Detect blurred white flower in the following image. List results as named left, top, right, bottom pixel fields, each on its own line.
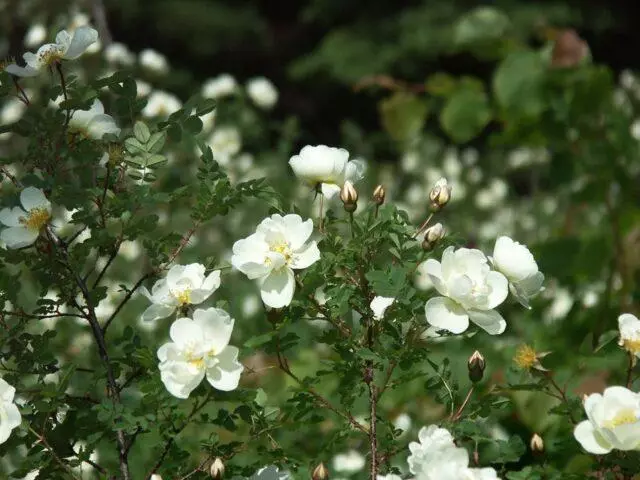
left=209, top=127, right=242, bottom=166
left=414, top=261, right=434, bottom=291
left=393, top=412, right=412, bottom=433
left=232, top=214, right=320, bottom=308
left=0, top=377, right=22, bottom=444
left=5, top=26, right=98, bottom=77
left=0, top=187, right=52, bottom=249
left=0, top=98, right=27, bottom=135
left=491, top=236, right=544, bottom=308
left=141, top=91, right=182, bottom=118
left=158, top=308, right=243, bottom=398
left=467, top=166, right=483, bottom=184
left=203, top=74, right=238, bottom=99
left=140, top=264, right=221, bottom=322
left=424, top=246, right=508, bottom=335
left=136, top=79, right=152, bottom=97
left=443, top=149, right=462, bottom=178
left=139, top=48, right=169, bottom=74
left=201, top=109, right=217, bottom=131
left=631, top=120, right=640, bottom=141
left=371, top=296, right=395, bottom=320
left=246, top=77, right=278, bottom=109
left=464, top=468, right=501, bottom=480
left=332, top=450, right=365, bottom=473
left=24, top=24, right=47, bottom=47
left=408, top=425, right=468, bottom=479
left=242, top=294, right=261, bottom=318
left=150, top=475, right=162, bottom=480
left=401, top=150, right=420, bottom=173
left=377, top=475, right=401, bottom=480
left=574, top=386, right=640, bottom=454
left=249, top=466, right=290, bottom=480
left=68, top=99, right=120, bottom=140
left=618, top=313, right=640, bottom=359
left=289, top=145, right=366, bottom=199
left=545, top=287, right=574, bottom=323
left=104, top=42, right=135, bottom=66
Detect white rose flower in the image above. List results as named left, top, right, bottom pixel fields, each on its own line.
left=157, top=308, right=243, bottom=398
left=209, top=127, right=242, bottom=166
left=139, top=48, right=169, bottom=74
left=5, top=26, right=98, bottom=77
left=491, top=236, right=544, bottom=308
left=288, top=145, right=366, bottom=199
left=332, top=450, right=366, bottom=473
left=140, top=264, right=221, bottom=322
left=377, top=476, right=402, bottom=480
left=0, top=377, right=22, bottom=444
left=246, top=77, right=278, bottom=109
left=574, top=386, right=640, bottom=454
left=619, top=313, right=640, bottom=359
left=203, top=74, right=238, bottom=99
left=231, top=214, right=320, bottom=308
left=370, top=296, right=395, bottom=320
left=0, top=187, right=52, bottom=248
left=463, top=468, right=501, bottom=480
left=424, top=246, right=508, bottom=335
left=141, top=91, right=182, bottom=118
left=68, top=99, right=120, bottom=139
left=104, top=42, right=135, bottom=66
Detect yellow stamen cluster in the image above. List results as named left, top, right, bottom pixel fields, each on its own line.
left=514, top=344, right=538, bottom=370
left=37, top=46, right=65, bottom=67
left=19, top=207, right=50, bottom=231
left=174, top=289, right=192, bottom=306
left=622, top=338, right=640, bottom=356
left=602, top=408, right=638, bottom=429
left=272, top=243, right=292, bottom=263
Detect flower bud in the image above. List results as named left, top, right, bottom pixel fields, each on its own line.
left=210, top=457, right=225, bottom=479
left=340, top=181, right=358, bottom=212
left=530, top=433, right=544, bottom=454
left=467, top=350, right=485, bottom=383
left=429, top=178, right=452, bottom=211
left=421, top=223, right=444, bottom=251
left=373, top=185, right=386, bottom=205
left=312, top=462, right=329, bottom=480
left=150, top=475, right=163, bottom=480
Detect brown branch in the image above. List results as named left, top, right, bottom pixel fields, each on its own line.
left=102, top=273, right=150, bottom=334
left=451, top=386, right=475, bottom=422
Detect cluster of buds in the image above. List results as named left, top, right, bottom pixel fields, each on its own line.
left=421, top=223, right=445, bottom=251
left=340, top=181, right=358, bottom=212
left=429, top=178, right=452, bottom=212
left=467, top=350, right=486, bottom=383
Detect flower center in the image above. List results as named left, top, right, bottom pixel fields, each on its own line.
left=514, top=345, right=538, bottom=370
left=622, top=339, right=640, bottom=355
left=20, top=207, right=50, bottom=231
left=603, top=408, right=639, bottom=429
left=174, top=289, right=192, bottom=306
left=271, top=243, right=291, bottom=263
left=38, top=45, right=65, bottom=67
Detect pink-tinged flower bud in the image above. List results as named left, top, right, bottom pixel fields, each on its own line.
left=210, top=457, right=225, bottom=479
left=429, top=178, right=452, bottom=211
left=467, top=350, right=485, bottom=383
left=340, top=181, right=358, bottom=212
left=421, top=223, right=445, bottom=251
left=373, top=184, right=386, bottom=205
left=530, top=433, right=544, bottom=454
left=312, top=462, right=329, bottom=480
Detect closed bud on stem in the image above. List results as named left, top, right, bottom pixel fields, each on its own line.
left=530, top=433, right=544, bottom=454
left=429, top=177, right=452, bottom=211
left=312, top=462, right=329, bottom=480
left=210, top=457, right=225, bottom=479
left=467, top=350, right=486, bottom=383
left=421, top=223, right=445, bottom=251
left=150, top=475, right=163, bottom=480
left=373, top=184, right=386, bottom=205
left=340, top=181, right=358, bottom=212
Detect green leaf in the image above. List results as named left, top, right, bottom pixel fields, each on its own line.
left=454, top=6, right=510, bottom=46
left=493, top=51, right=546, bottom=118
left=184, top=116, right=203, bottom=135
left=440, top=87, right=491, bottom=143
left=133, top=121, right=151, bottom=143
left=124, top=138, right=146, bottom=155
left=146, top=132, right=166, bottom=153
left=379, top=91, right=428, bottom=143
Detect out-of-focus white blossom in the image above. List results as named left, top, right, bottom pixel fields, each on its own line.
left=332, top=450, right=366, bottom=473
left=246, top=77, right=278, bottom=109
left=203, top=74, right=238, bottom=99
left=68, top=99, right=120, bottom=139
left=104, top=42, right=135, bottom=66
left=141, top=91, right=182, bottom=118
left=618, top=313, right=640, bottom=359
left=574, top=386, right=640, bottom=454
left=139, top=48, right=169, bottom=74
left=24, top=24, right=47, bottom=47
left=209, top=127, right=242, bottom=166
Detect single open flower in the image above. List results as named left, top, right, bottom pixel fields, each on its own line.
left=68, top=99, right=120, bottom=140
left=157, top=308, right=243, bottom=398
left=246, top=77, right=278, bottom=109
left=424, top=246, right=509, bottom=335
left=370, top=296, right=395, bottom=320
left=140, top=264, right=221, bottom=322
left=618, top=313, right=640, bottom=359
left=231, top=214, right=320, bottom=308
left=491, top=236, right=544, bottom=308
left=5, top=26, right=98, bottom=77
left=574, top=386, right=640, bottom=454
left=203, top=73, right=238, bottom=99
left=0, top=377, right=22, bottom=444
left=0, top=187, right=52, bottom=248
left=289, top=145, right=365, bottom=199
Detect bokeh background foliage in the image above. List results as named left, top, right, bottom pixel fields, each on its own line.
left=1, top=0, right=640, bottom=479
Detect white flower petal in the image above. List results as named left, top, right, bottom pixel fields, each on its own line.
left=193, top=308, right=234, bottom=354
left=574, top=420, right=612, bottom=454
left=20, top=187, right=50, bottom=211
left=290, top=241, right=320, bottom=269
left=370, top=296, right=395, bottom=320
left=169, top=317, right=203, bottom=347
left=63, top=26, right=99, bottom=59
left=485, top=271, right=508, bottom=309
left=206, top=346, right=243, bottom=391
left=321, top=183, right=341, bottom=199
left=0, top=207, right=26, bottom=227
left=259, top=268, right=295, bottom=308
left=1, top=226, right=39, bottom=248
left=4, top=63, right=39, bottom=77
left=423, top=258, right=448, bottom=296
left=424, top=296, right=469, bottom=334
left=467, top=309, right=506, bottom=335
left=141, top=303, right=175, bottom=323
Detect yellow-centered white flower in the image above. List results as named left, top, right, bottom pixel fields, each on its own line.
left=0, top=377, right=22, bottom=444
left=289, top=145, right=366, bottom=199
left=424, top=246, right=509, bottom=335
left=491, top=236, right=544, bottom=308
left=68, top=99, right=120, bottom=140
left=5, top=26, right=98, bottom=77
left=574, top=386, right=640, bottom=454
left=0, top=187, right=52, bottom=249
left=231, top=214, right=320, bottom=308
left=140, top=264, right=221, bottom=322
left=157, top=308, right=243, bottom=398
left=619, top=313, right=640, bottom=358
